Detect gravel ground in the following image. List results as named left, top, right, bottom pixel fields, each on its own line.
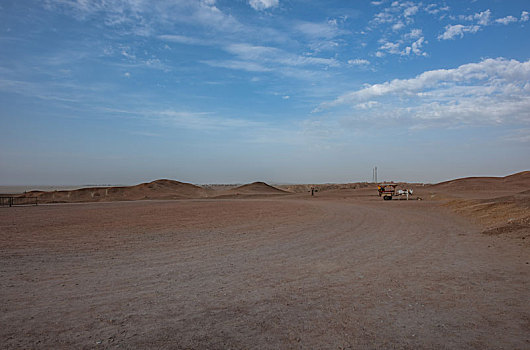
left=1, top=195, right=528, bottom=349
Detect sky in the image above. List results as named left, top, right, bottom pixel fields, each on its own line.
left=1, top=0, right=529, bottom=185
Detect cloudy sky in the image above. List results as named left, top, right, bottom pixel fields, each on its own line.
left=1, top=0, right=529, bottom=185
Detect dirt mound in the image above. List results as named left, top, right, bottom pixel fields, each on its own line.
left=431, top=171, right=530, bottom=192
left=210, top=182, right=289, bottom=198
left=431, top=171, right=530, bottom=239
left=132, top=179, right=208, bottom=198
left=443, top=191, right=530, bottom=240
left=503, top=170, right=530, bottom=184
left=232, top=182, right=288, bottom=194
left=18, top=179, right=208, bottom=203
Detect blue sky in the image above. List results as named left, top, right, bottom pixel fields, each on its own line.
left=1, top=0, right=529, bottom=185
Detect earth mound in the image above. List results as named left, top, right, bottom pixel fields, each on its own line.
left=18, top=179, right=208, bottom=203
left=232, top=182, right=288, bottom=194
left=210, top=182, right=289, bottom=198
left=433, top=171, right=530, bottom=240
left=431, top=171, right=530, bottom=193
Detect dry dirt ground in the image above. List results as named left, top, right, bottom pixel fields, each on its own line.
left=1, top=191, right=529, bottom=349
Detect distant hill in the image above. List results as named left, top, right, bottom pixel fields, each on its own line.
left=15, top=179, right=293, bottom=203
left=431, top=171, right=530, bottom=192
left=18, top=179, right=209, bottom=203
left=232, top=182, right=288, bottom=194
left=431, top=171, right=530, bottom=238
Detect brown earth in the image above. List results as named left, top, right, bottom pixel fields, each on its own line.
left=5, top=171, right=530, bottom=239
left=424, top=171, right=530, bottom=239
left=13, top=179, right=210, bottom=203
left=1, top=175, right=529, bottom=349
left=427, top=171, right=530, bottom=199
left=211, top=182, right=290, bottom=199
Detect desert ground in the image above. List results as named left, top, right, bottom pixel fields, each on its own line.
left=1, top=173, right=529, bottom=349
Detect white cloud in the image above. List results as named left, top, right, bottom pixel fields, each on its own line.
left=320, top=58, right=530, bottom=128
left=495, top=16, right=518, bottom=25
left=356, top=101, right=379, bottom=109
left=461, top=10, right=491, bottom=25
left=372, top=11, right=395, bottom=25
left=379, top=40, right=401, bottom=55
left=438, top=24, right=480, bottom=40
left=441, top=8, right=525, bottom=41
left=392, top=21, right=405, bottom=31
left=407, top=36, right=426, bottom=56
left=224, top=43, right=339, bottom=67
left=378, top=32, right=426, bottom=56
left=158, top=34, right=205, bottom=45
left=369, top=3, right=433, bottom=56
left=472, top=9, right=492, bottom=25
left=403, top=5, right=419, bottom=18
left=295, top=20, right=345, bottom=39
left=405, top=28, right=422, bottom=39
left=120, top=47, right=136, bottom=60
left=520, top=11, right=529, bottom=22
left=308, top=40, right=340, bottom=53
left=44, top=0, right=242, bottom=35
left=425, top=4, right=449, bottom=16
left=202, top=59, right=272, bottom=72
left=248, top=0, right=279, bottom=11
left=348, top=59, right=370, bottom=66
left=201, top=43, right=339, bottom=78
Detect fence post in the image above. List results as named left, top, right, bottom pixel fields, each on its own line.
left=9, top=197, right=12, bottom=207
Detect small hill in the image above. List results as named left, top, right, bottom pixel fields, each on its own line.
left=432, top=171, right=530, bottom=191
left=502, top=171, right=530, bottom=185
left=431, top=171, right=530, bottom=240
left=18, top=179, right=208, bottom=203
left=428, top=171, right=530, bottom=199
left=233, top=182, right=288, bottom=194
left=210, top=182, right=290, bottom=198
left=132, top=179, right=208, bottom=198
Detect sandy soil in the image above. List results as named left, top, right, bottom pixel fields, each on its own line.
left=1, top=193, right=528, bottom=349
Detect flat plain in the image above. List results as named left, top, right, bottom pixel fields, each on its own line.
left=1, top=175, right=529, bottom=349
